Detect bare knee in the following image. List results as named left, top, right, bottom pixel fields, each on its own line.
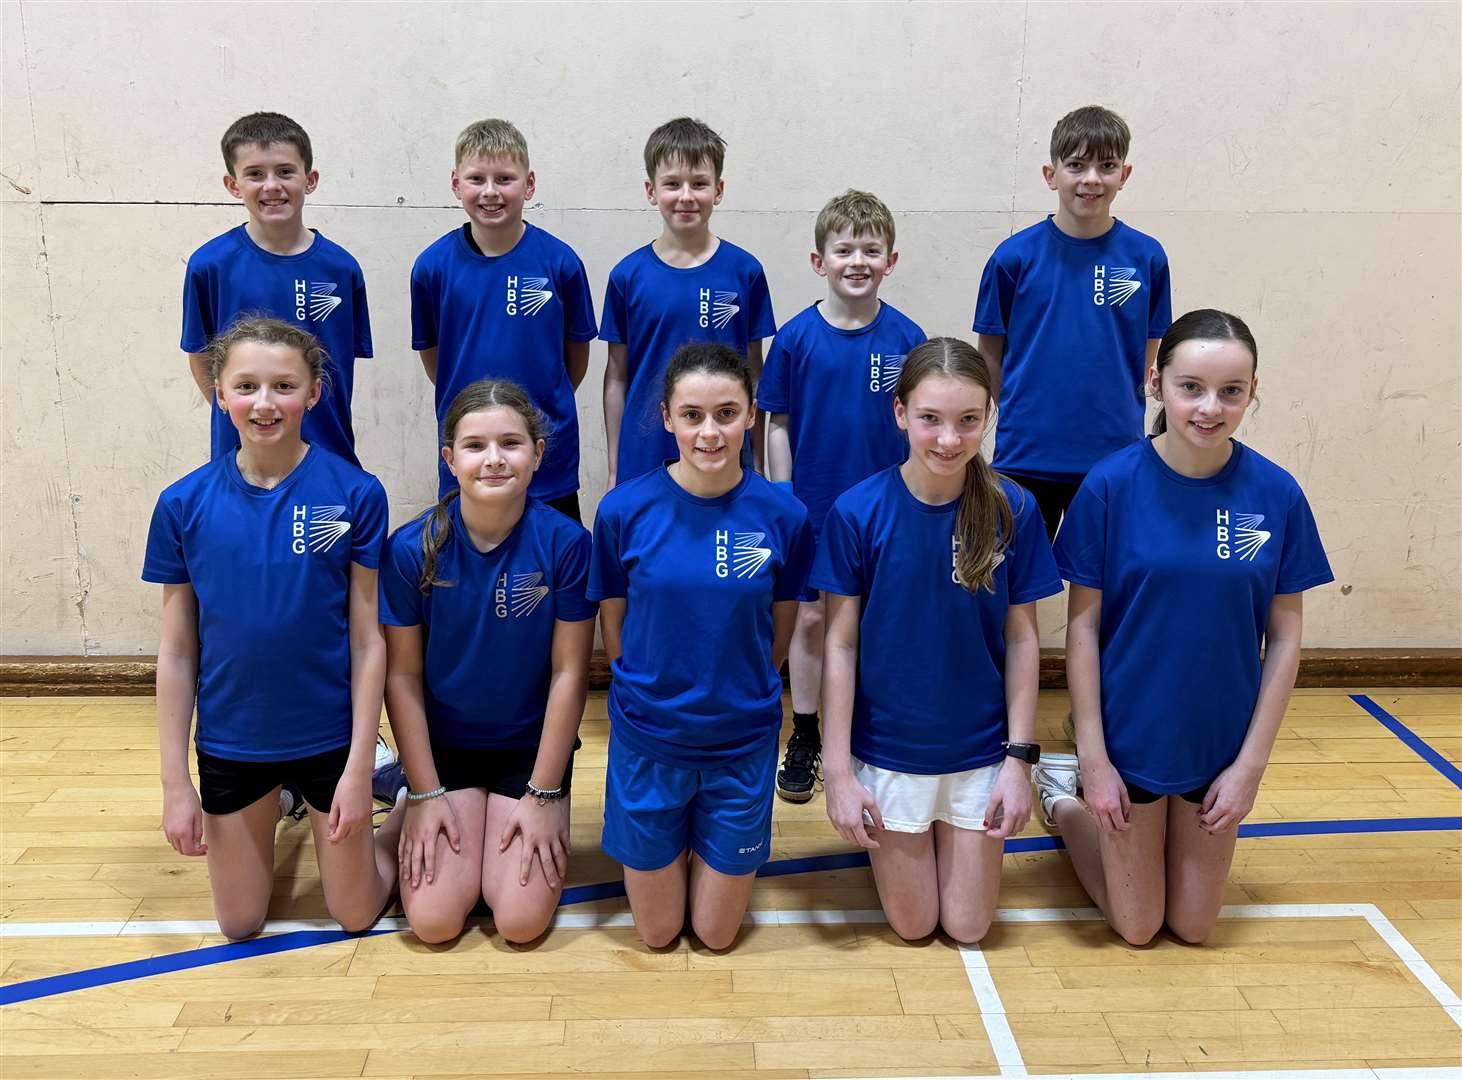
left=637, top=912, right=684, bottom=949
left=1165, top=910, right=1217, bottom=945
left=1111, top=911, right=1163, bottom=947
left=690, top=910, right=740, bottom=951
left=884, top=900, right=939, bottom=942
left=404, top=903, right=469, bottom=945
left=493, top=904, right=554, bottom=945
left=941, top=910, right=993, bottom=945
left=216, top=908, right=268, bottom=942
left=328, top=897, right=384, bottom=935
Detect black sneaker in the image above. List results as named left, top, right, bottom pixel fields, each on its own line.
left=776, top=728, right=823, bottom=804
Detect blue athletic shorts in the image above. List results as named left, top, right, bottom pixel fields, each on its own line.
left=602, top=736, right=777, bottom=877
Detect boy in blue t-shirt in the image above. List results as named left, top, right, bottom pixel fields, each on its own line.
left=973, top=105, right=1172, bottom=540
left=600, top=117, right=776, bottom=487
left=758, top=190, right=925, bottom=805
left=181, top=112, right=373, bottom=465
left=411, top=119, right=598, bottom=520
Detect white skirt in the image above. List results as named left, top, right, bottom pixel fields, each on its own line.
left=853, top=757, right=1004, bottom=834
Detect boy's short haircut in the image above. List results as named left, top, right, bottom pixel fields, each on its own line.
left=455, top=119, right=530, bottom=170
left=1049, top=106, right=1131, bottom=164
left=643, top=117, right=726, bottom=180
left=221, top=112, right=313, bottom=175
left=814, top=190, right=896, bottom=252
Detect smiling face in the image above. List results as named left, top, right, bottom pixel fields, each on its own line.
left=813, top=226, right=897, bottom=305
left=1043, top=142, right=1131, bottom=232
left=223, top=142, right=317, bottom=228
left=215, top=341, right=320, bottom=449
left=645, top=155, right=723, bottom=237
left=661, top=371, right=754, bottom=481
left=895, top=373, right=991, bottom=483
left=1151, top=338, right=1258, bottom=450
left=452, top=152, right=535, bottom=234
left=442, top=405, right=543, bottom=504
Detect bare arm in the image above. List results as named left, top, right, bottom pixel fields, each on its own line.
left=985, top=599, right=1040, bottom=839
left=418, top=347, right=439, bottom=385
left=564, top=340, right=591, bottom=392
left=187, top=352, right=214, bottom=404
left=766, top=412, right=793, bottom=483
left=821, top=592, right=882, bottom=847
left=157, top=583, right=205, bottom=856
left=332, top=563, right=388, bottom=842
left=530, top=619, right=596, bottom=791
left=747, top=339, right=766, bottom=475
left=383, top=624, right=441, bottom=794
left=770, top=597, right=797, bottom=673
left=602, top=344, right=629, bottom=488
left=598, top=597, right=625, bottom=663
left=976, top=334, right=1005, bottom=403
left=1066, top=583, right=1127, bottom=831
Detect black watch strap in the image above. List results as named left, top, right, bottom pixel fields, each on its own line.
left=1002, top=741, right=1041, bottom=764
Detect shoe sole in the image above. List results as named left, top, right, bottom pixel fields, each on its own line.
left=775, top=783, right=817, bottom=804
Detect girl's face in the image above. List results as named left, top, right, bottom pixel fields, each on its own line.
left=442, top=406, right=543, bottom=503
left=215, top=342, right=320, bottom=448
left=895, top=373, right=990, bottom=480
left=1150, top=338, right=1257, bottom=451
left=661, top=372, right=754, bottom=479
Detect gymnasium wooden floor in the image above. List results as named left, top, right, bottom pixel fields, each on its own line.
left=2, top=689, right=1459, bottom=1080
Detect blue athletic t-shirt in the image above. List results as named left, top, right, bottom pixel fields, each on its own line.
left=378, top=498, right=596, bottom=749
left=141, top=447, right=388, bottom=761
left=181, top=226, right=373, bottom=465
left=757, top=302, right=926, bottom=536
left=411, top=223, right=598, bottom=501
left=599, top=241, right=776, bottom=483
left=587, top=466, right=813, bottom=766
left=1053, top=439, right=1333, bottom=793
left=973, top=217, right=1171, bottom=482
left=812, top=467, right=1063, bottom=774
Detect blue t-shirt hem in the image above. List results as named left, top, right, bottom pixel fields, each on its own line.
left=141, top=570, right=191, bottom=585
left=854, top=744, right=1007, bottom=776
left=1116, top=765, right=1221, bottom=795
left=1276, top=571, right=1336, bottom=594
left=195, top=733, right=352, bottom=763
left=610, top=710, right=779, bottom=769
left=1009, top=579, right=1065, bottom=605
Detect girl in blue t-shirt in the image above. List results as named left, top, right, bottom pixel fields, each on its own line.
left=589, top=343, right=814, bottom=950
left=377, top=380, right=596, bottom=945
left=1034, top=309, right=1333, bottom=946
left=815, top=337, right=1062, bottom=943
left=144, top=317, right=401, bottom=940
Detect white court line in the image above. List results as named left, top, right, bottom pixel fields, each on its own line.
left=958, top=939, right=1027, bottom=1077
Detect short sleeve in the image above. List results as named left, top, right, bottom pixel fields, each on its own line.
left=351, top=478, right=388, bottom=569
left=378, top=528, right=425, bottom=627
left=1275, top=487, right=1334, bottom=594
left=599, top=267, right=627, bottom=345
left=972, top=248, right=1016, bottom=335
left=409, top=255, right=438, bottom=351
left=745, top=263, right=777, bottom=341
left=141, top=494, right=190, bottom=584
left=773, top=508, right=815, bottom=602
left=1147, top=246, right=1173, bottom=339
left=756, top=330, right=792, bottom=413
left=587, top=503, right=627, bottom=600
left=560, top=254, right=599, bottom=342
left=554, top=526, right=598, bottom=621
left=352, top=264, right=374, bottom=359
left=1005, top=487, right=1065, bottom=604
left=809, top=503, right=865, bottom=598
left=1052, top=476, right=1107, bottom=588
left=180, top=255, right=213, bottom=353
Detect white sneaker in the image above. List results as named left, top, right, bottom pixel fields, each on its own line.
left=374, top=733, right=396, bottom=771
left=1032, top=752, right=1081, bottom=827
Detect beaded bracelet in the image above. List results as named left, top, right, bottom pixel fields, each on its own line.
left=525, top=781, right=565, bottom=805
left=406, top=785, right=447, bottom=802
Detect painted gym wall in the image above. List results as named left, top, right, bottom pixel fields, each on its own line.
left=2, top=0, right=1458, bottom=655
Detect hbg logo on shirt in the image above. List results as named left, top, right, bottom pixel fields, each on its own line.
left=1091, top=266, right=1141, bottom=308
left=714, top=530, right=772, bottom=579
left=495, top=571, right=550, bottom=618
left=950, top=534, right=1002, bottom=584
left=294, top=280, right=342, bottom=323
left=698, top=288, right=739, bottom=330
left=869, top=352, right=905, bottom=393
left=290, top=505, right=350, bottom=555
left=505, top=275, right=553, bottom=317
left=1215, top=509, right=1271, bottom=561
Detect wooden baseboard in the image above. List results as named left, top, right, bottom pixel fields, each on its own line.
left=1, top=649, right=1457, bottom=697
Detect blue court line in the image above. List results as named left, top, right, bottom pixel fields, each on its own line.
left=1351, top=693, right=1462, bottom=791
left=3, top=814, right=1458, bottom=1007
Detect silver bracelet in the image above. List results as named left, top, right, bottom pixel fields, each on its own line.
left=406, top=785, right=447, bottom=802
left=525, top=781, right=564, bottom=805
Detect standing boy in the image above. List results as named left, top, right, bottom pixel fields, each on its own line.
left=600, top=117, right=776, bottom=487
left=974, top=106, right=1172, bottom=539
left=758, top=190, right=925, bottom=803
left=182, top=112, right=373, bottom=465
left=411, top=119, right=598, bottom=518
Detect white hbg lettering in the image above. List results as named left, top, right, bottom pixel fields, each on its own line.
left=698, top=288, right=710, bottom=329
left=869, top=352, right=882, bottom=392
left=294, top=279, right=307, bottom=322
left=495, top=571, right=508, bottom=617
left=1215, top=508, right=1230, bottom=559
left=505, top=274, right=518, bottom=316
left=714, top=529, right=729, bottom=578
left=291, top=504, right=307, bottom=553
left=951, top=534, right=961, bottom=584
left=1092, top=265, right=1106, bottom=306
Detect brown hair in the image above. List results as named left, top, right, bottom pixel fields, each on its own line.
left=814, top=189, right=895, bottom=252
left=207, top=315, right=328, bottom=388
left=419, top=380, right=548, bottom=593
left=895, top=338, right=1013, bottom=594
left=1150, top=309, right=1260, bottom=435
left=1049, top=105, right=1130, bottom=164
left=454, top=118, right=530, bottom=170
left=221, top=112, right=313, bottom=175
left=661, top=341, right=754, bottom=409
left=644, top=117, right=726, bottom=180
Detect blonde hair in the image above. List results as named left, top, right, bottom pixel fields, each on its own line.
left=455, top=119, right=530, bottom=170
left=814, top=190, right=895, bottom=252
left=207, top=315, right=328, bottom=388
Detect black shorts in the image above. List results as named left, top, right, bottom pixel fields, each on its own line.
left=1122, top=774, right=1213, bottom=806
left=196, top=745, right=351, bottom=817
left=1000, top=472, right=1083, bottom=544
left=432, top=740, right=578, bottom=800
left=544, top=492, right=582, bottom=525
